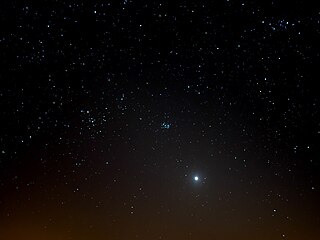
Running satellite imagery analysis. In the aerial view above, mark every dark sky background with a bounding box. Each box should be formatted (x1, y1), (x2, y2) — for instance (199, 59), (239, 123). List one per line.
(0, 0), (320, 239)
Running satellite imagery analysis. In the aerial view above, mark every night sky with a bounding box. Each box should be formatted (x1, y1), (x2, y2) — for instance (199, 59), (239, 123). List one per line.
(1, 1), (320, 239)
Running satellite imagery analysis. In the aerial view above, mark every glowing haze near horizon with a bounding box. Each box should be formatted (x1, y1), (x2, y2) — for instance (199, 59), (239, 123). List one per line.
(0, 0), (320, 239)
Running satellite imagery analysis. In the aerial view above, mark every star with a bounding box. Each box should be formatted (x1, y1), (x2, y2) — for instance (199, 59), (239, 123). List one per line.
(161, 122), (171, 129)
(194, 176), (199, 181)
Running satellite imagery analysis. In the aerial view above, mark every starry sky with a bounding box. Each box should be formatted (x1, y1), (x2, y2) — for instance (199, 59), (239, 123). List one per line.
(0, 1), (320, 239)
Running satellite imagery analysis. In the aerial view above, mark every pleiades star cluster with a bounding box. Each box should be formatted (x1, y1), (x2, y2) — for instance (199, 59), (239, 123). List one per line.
(0, 1), (320, 239)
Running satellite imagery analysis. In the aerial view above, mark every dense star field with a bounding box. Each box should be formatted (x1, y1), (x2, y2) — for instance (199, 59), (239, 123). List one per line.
(0, 1), (320, 239)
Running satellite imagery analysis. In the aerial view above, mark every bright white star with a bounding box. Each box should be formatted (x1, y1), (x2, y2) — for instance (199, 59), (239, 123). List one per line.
(194, 176), (199, 181)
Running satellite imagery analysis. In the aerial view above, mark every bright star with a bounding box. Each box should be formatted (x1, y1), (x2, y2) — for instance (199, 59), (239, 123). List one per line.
(194, 176), (199, 181)
(161, 122), (171, 129)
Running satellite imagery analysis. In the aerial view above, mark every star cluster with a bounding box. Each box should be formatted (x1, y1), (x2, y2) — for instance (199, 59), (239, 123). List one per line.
(0, 1), (320, 239)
